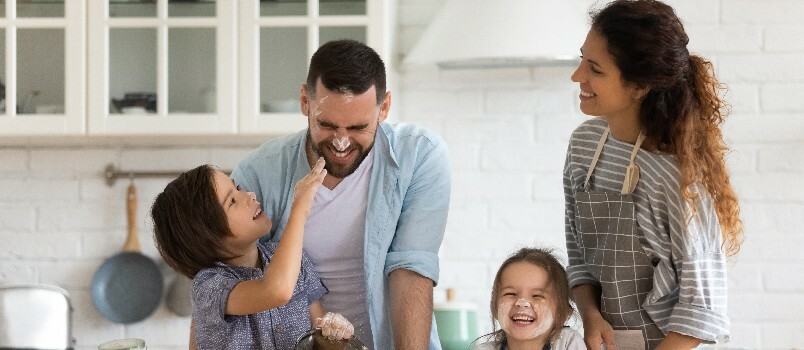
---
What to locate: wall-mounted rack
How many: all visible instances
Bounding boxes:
[104,163,232,187]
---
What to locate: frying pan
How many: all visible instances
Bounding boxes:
[91,182,163,324]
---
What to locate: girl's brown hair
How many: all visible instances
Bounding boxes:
[593,0,743,256]
[480,247,575,346]
[151,164,239,279]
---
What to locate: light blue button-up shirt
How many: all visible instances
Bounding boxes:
[232,122,451,350]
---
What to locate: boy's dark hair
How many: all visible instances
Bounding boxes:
[151,164,238,279]
[481,247,575,345]
[305,39,386,105]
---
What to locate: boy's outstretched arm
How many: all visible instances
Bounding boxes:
[225,158,326,315]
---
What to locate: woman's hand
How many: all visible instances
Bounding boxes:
[572,284,615,350]
[582,311,616,350]
[292,157,327,215]
[315,312,354,341]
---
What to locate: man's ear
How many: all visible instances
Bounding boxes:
[378,91,391,123]
[300,84,310,117]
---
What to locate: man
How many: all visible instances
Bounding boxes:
[231,39,450,349]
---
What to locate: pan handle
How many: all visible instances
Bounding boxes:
[122,182,141,252]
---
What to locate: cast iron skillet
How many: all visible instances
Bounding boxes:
[91,182,163,324]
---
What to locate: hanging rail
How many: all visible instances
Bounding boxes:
[103,163,232,187]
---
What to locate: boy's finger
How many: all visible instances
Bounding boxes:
[313,157,326,172]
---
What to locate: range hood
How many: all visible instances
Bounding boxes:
[403,0,592,69]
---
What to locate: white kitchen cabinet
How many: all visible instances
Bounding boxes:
[87,1,238,135]
[1,0,391,137]
[0,1,86,135]
[238,0,392,134]
[89,0,391,136]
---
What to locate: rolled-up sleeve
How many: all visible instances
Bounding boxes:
[193,270,239,324]
[666,189,730,343]
[667,253,729,342]
[383,133,450,285]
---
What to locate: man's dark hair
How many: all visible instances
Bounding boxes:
[306,39,386,104]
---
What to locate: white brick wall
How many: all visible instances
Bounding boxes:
[1,0,802,348]
[396,0,804,348]
[0,146,256,350]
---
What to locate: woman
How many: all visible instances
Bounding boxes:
[563,1,743,349]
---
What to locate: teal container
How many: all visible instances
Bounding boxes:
[434,289,479,350]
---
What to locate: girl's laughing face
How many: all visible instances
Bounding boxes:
[496,262,557,345]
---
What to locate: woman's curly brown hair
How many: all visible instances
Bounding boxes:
[593,0,744,256]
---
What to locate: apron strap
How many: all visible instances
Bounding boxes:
[620,130,646,195]
[584,127,646,194]
[583,128,610,191]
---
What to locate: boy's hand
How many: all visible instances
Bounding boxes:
[292,157,327,214]
[314,312,354,341]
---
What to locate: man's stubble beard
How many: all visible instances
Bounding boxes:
[306,129,374,179]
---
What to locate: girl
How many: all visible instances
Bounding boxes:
[564,1,744,349]
[151,158,353,349]
[474,247,585,350]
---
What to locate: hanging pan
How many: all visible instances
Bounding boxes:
[91,181,163,324]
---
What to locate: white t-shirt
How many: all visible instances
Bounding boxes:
[302,149,374,349]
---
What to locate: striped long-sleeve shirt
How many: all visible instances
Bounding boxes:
[563,118,730,343]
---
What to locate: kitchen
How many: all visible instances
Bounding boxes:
[1,0,803,349]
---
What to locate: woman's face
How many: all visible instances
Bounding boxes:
[571,28,645,125]
[496,262,557,345]
[212,170,272,251]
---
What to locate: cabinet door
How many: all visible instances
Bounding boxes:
[238,0,390,135]
[0,0,85,135]
[87,0,237,135]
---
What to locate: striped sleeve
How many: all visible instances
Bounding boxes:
[665,187,730,342]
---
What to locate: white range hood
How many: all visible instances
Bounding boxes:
[403,0,592,69]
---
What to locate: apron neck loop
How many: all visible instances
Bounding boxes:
[583,128,610,191]
[583,127,646,194]
[620,129,645,195]
[630,130,646,164]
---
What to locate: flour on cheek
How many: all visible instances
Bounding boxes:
[531,302,553,338]
[496,301,514,331]
[497,299,555,340]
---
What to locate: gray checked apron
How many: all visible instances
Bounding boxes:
[574,128,664,349]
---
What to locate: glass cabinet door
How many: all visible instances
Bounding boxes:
[88,0,236,135]
[0,0,85,135]
[238,0,388,134]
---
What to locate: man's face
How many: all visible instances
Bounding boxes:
[302,80,390,179]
